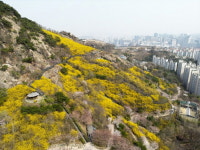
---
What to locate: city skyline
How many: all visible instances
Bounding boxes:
[3,0,200,38]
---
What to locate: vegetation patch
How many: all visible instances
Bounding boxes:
[0,46,14,54]
[60,67,68,75]
[22,57,33,63]
[0,1,21,18]
[43,29,94,55]
[0,88,7,105]
[1,18,12,29]
[17,27,36,50]
[21,104,63,115]
[0,65,8,71]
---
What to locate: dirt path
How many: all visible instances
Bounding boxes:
[48,142,105,150]
[155,86,181,118]
[62,106,87,143]
[171,86,181,100]
[157,86,181,101]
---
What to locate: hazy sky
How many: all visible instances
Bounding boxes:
[3,0,200,37]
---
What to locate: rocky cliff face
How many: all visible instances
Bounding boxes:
[0,4,69,88]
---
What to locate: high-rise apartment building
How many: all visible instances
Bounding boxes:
[177,60,187,81]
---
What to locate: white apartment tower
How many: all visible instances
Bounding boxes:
[195,76,200,96]
[174,62,178,72]
[153,55,156,64]
[188,71,199,94]
[169,60,174,70]
[177,60,187,81]
[183,66,197,90]
[182,65,191,89]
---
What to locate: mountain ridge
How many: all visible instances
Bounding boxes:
[0,1,190,150]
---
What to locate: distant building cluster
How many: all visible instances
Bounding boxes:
[153,55,178,72]
[153,53,200,96]
[105,33,200,48]
[170,48,200,65]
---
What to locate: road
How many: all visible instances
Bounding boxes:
[155,86,181,118]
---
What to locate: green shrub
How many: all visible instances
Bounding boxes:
[117,123,128,138]
[20,17,42,33]
[1,18,12,29]
[0,88,7,105]
[124,114,131,120]
[16,35,36,50]
[49,54,55,59]
[10,70,20,79]
[0,65,8,71]
[96,74,107,80]
[0,48,9,53]
[20,104,64,115]
[146,115,154,121]
[43,34,57,47]
[21,106,52,115]
[60,67,68,75]
[146,73,159,83]
[8,46,14,52]
[16,27,36,50]
[29,32,39,37]
[133,141,147,150]
[0,1,21,18]
[154,96,168,104]
[54,92,70,104]
[59,43,67,48]
[55,36,61,42]
[118,123,125,130]
[0,46,14,54]
[19,65,26,74]
[52,104,63,112]
[22,57,33,63]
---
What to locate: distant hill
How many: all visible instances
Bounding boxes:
[82,39,115,51]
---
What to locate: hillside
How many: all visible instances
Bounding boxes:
[0,1,192,150]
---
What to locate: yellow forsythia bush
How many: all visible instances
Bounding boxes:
[31,76,62,95]
[43,29,94,55]
[97,92,124,116]
[0,85,65,150]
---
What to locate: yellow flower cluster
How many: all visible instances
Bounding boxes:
[87,78,169,112]
[141,127,160,142]
[69,57,116,78]
[59,73,81,92]
[123,119,144,137]
[43,30,94,55]
[59,64,82,77]
[129,66,143,77]
[95,58,111,65]
[0,85,66,150]
[97,92,124,116]
[144,70,176,95]
[125,71,159,95]
[31,76,62,95]
[123,119,160,142]
[0,85,34,115]
[151,94,160,101]
[58,64,83,93]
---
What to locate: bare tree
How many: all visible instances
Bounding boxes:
[92,129,111,147]
[111,135,137,150]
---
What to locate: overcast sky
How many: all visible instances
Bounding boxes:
[3,0,200,38]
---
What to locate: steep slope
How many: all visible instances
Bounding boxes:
[0,1,94,88]
[0,1,178,150]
